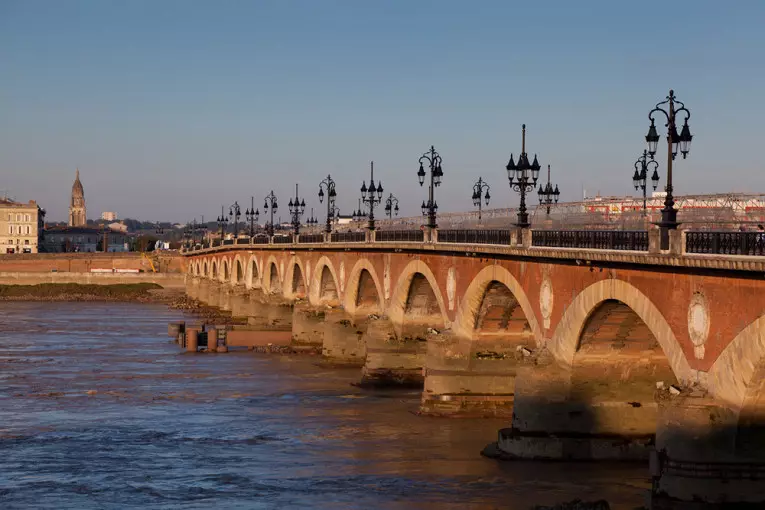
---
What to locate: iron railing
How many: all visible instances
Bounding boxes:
[532,230,649,251]
[438,229,511,245]
[298,234,324,244]
[252,236,269,245]
[272,235,293,244]
[686,231,765,256]
[331,232,365,243]
[376,230,424,242]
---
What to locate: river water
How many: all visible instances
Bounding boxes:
[0,303,649,509]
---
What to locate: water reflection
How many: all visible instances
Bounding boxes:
[0,302,648,509]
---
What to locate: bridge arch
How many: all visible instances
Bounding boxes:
[264,255,282,295]
[387,259,448,331]
[246,255,261,290]
[310,256,341,305]
[452,264,541,345]
[220,258,231,284]
[202,260,208,279]
[343,258,383,315]
[233,256,245,285]
[548,278,693,384]
[285,257,308,300]
[709,314,765,410]
[211,260,218,280]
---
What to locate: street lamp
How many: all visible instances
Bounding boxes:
[537,164,561,216]
[155,222,164,235]
[384,193,399,218]
[262,191,278,236]
[228,201,241,238]
[418,145,443,229]
[288,183,306,236]
[471,177,491,222]
[216,205,228,240]
[646,89,693,248]
[306,207,318,227]
[245,197,260,237]
[633,150,660,218]
[506,124,541,229]
[353,198,365,223]
[360,161,383,231]
[318,175,338,234]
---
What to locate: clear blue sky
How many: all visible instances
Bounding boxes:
[1,0,763,223]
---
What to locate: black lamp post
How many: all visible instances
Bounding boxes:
[155,222,164,235]
[306,207,318,227]
[352,198,365,223]
[245,196,260,236]
[506,124,541,229]
[633,150,660,218]
[360,161,383,231]
[263,191,278,236]
[384,193,399,218]
[646,89,693,248]
[537,164,561,216]
[318,175,338,234]
[216,205,228,239]
[228,201,241,238]
[471,177,491,222]
[288,183,306,236]
[417,145,443,229]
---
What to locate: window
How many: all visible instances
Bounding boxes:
[16,214,21,221]
[24,240,29,245]
[7,214,11,221]
[7,225,11,235]
[24,214,30,222]
[25,225,30,235]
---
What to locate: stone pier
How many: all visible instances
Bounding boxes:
[291,303,326,350]
[229,287,250,318]
[360,319,427,388]
[321,310,368,366]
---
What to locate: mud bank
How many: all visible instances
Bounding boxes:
[0,283,165,302]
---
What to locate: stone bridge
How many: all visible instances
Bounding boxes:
[181,231,765,505]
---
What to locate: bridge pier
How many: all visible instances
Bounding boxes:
[291,303,326,350]
[196,279,212,305]
[321,310,368,366]
[206,281,222,308]
[185,277,200,300]
[219,286,233,311]
[229,287,250,318]
[360,319,427,388]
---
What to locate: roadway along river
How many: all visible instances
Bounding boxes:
[0,303,649,509]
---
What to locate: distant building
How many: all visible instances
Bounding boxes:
[43,226,130,253]
[108,222,128,233]
[101,211,117,221]
[0,198,45,253]
[68,169,87,227]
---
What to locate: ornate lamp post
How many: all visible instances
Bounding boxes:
[384,193,399,218]
[633,150,660,218]
[417,145,443,229]
[646,89,693,248]
[216,206,228,239]
[262,191,278,236]
[245,197,260,236]
[318,175,338,234]
[360,161,384,231]
[506,124,541,229]
[471,177,491,222]
[352,198,365,223]
[537,165,561,216]
[306,207,318,227]
[288,184,306,236]
[228,201,241,238]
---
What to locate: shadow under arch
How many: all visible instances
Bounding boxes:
[709,314,765,410]
[220,257,231,284]
[547,278,693,385]
[211,260,218,281]
[246,255,261,290]
[284,256,308,300]
[232,255,245,285]
[451,264,541,345]
[343,258,384,316]
[309,255,341,306]
[387,259,448,333]
[264,255,282,295]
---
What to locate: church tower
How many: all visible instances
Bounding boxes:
[68,168,87,227]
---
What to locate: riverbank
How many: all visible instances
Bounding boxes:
[0,283,165,302]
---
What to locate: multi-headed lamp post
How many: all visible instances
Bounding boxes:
[471,177,491,222]
[228,201,241,238]
[633,150,660,218]
[506,124,541,229]
[537,165,561,216]
[646,89,693,248]
[216,206,228,239]
[262,191,278,236]
[384,193,399,218]
[417,145,443,229]
[317,175,338,234]
[360,161,383,231]
[306,208,318,227]
[245,197,260,237]
[352,198,365,223]
[288,184,306,236]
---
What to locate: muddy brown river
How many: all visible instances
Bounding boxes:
[0,302,649,509]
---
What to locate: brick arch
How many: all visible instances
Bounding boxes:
[218,257,230,283]
[246,255,261,290]
[309,256,341,306]
[548,278,693,385]
[452,264,541,344]
[263,255,282,295]
[233,255,245,285]
[343,258,383,315]
[285,257,308,300]
[708,314,765,410]
[387,259,448,330]
[211,260,218,280]
[202,260,209,279]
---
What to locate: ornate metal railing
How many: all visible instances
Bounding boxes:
[376,230,424,242]
[272,235,293,244]
[252,236,269,245]
[331,232,365,243]
[298,234,324,244]
[532,230,649,251]
[438,229,511,245]
[686,231,765,256]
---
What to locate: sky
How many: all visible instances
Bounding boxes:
[1,0,764,223]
